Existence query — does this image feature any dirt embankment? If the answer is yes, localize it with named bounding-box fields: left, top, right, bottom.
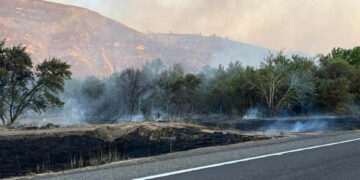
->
left=0, top=122, right=268, bottom=178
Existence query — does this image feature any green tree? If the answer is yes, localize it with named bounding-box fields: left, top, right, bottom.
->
left=207, top=65, right=229, bottom=115
left=117, top=68, right=151, bottom=119
left=157, top=64, right=184, bottom=117
left=323, top=47, right=360, bottom=104
left=316, top=78, right=353, bottom=114
left=250, top=53, right=315, bottom=116
left=0, top=41, right=71, bottom=125
left=350, top=68, right=360, bottom=103
left=227, top=66, right=257, bottom=116
left=328, top=46, right=360, bottom=66
left=79, top=76, right=118, bottom=123
left=315, top=58, right=355, bottom=114
left=140, top=59, right=166, bottom=119
left=168, top=73, right=202, bottom=116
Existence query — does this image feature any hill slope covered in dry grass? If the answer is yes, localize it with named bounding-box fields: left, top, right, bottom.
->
left=0, top=0, right=274, bottom=78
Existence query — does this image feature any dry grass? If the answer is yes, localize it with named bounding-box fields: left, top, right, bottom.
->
left=0, top=125, right=10, bottom=131
left=0, top=121, right=213, bottom=141
left=89, top=148, right=122, bottom=166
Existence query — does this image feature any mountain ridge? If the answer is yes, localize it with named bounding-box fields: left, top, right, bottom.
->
left=0, top=0, right=302, bottom=78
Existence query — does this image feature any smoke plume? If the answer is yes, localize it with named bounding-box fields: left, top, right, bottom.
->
left=47, top=0, right=360, bottom=55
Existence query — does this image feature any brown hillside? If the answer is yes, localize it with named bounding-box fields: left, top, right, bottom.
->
left=0, top=0, right=280, bottom=78
left=0, top=0, right=211, bottom=78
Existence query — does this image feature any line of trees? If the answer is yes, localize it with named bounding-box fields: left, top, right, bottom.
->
left=63, top=59, right=204, bottom=123
left=63, top=47, right=360, bottom=124
left=1, top=38, right=360, bottom=125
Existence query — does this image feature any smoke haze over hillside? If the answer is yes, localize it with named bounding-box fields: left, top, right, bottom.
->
left=2, top=0, right=289, bottom=78
left=48, top=0, right=360, bottom=56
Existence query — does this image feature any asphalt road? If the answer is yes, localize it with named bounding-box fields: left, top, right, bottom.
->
left=29, top=131, right=360, bottom=180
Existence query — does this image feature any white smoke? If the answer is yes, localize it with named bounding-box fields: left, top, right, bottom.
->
left=290, top=120, right=329, bottom=132
left=263, top=118, right=332, bottom=136
left=242, top=108, right=261, bottom=119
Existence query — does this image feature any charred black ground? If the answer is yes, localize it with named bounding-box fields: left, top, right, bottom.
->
left=0, top=122, right=269, bottom=178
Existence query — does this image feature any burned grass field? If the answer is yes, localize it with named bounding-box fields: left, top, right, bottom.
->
left=1, top=117, right=360, bottom=178
left=0, top=122, right=270, bottom=178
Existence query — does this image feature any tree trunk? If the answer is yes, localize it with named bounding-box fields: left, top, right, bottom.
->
left=1, top=116, right=5, bottom=126
left=10, top=117, right=17, bottom=126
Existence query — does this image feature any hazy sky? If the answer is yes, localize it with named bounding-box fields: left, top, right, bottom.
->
left=47, top=0, right=360, bottom=55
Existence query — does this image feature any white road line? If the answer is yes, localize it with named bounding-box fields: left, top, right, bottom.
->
left=133, top=137, right=360, bottom=180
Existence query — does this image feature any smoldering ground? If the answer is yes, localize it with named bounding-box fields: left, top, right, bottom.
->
left=263, top=118, right=332, bottom=136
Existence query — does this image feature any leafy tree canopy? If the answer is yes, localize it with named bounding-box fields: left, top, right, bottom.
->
left=0, top=40, right=71, bottom=125
left=326, top=46, right=360, bottom=66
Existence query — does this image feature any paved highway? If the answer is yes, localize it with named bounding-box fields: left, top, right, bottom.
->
left=30, top=131, right=360, bottom=180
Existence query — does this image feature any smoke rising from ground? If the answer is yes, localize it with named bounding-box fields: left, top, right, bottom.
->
left=265, top=118, right=331, bottom=135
